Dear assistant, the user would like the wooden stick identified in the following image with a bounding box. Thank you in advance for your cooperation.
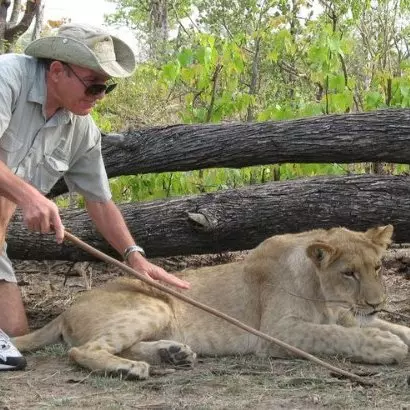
[64,231,374,386]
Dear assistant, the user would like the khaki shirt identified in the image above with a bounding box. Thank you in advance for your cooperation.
[0,53,112,202]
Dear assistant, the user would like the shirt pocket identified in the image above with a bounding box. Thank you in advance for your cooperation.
[0,131,25,168]
[36,148,70,194]
[0,131,24,152]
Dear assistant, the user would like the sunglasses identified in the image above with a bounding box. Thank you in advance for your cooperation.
[62,63,117,96]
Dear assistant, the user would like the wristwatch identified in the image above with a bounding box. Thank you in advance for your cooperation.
[123,245,146,261]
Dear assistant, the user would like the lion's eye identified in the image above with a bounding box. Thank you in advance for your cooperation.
[342,270,356,278]
[375,265,381,271]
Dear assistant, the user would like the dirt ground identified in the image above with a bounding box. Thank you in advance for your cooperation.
[2,249,410,410]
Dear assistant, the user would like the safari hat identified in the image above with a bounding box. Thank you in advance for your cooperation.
[25,23,136,78]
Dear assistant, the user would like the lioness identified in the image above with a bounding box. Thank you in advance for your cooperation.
[14,225,410,379]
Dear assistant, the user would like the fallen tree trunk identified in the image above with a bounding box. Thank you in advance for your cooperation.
[49,109,410,197]
[8,174,410,261]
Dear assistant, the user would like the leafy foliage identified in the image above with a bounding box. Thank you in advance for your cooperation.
[87,0,410,204]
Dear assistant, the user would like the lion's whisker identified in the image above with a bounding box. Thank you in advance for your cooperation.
[274,285,350,307]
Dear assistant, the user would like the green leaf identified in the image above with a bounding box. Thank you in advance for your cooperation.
[162,61,181,83]
[197,46,213,67]
[178,48,194,66]
[364,91,385,110]
[328,74,346,92]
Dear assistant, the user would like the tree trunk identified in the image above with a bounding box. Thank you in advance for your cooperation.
[148,0,168,58]
[0,0,41,53]
[9,0,22,26]
[8,174,410,261]
[0,0,11,53]
[4,0,40,52]
[48,108,410,197]
[31,0,44,41]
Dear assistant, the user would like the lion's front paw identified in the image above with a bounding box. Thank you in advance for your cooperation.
[158,342,197,368]
[113,361,150,380]
[357,328,408,364]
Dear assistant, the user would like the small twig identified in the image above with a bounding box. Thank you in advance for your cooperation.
[68,370,98,385]
[27,380,43,399]
[41,371,60,382]
[63,231,376,387]
[73,262,92,290]
[5,369,34,379]
[63,262,78,286]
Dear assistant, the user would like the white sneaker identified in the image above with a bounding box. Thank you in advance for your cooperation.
[0,329,26,370]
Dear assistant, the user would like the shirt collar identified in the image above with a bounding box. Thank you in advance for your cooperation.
[27,62,46,105]
[27,61,74,125]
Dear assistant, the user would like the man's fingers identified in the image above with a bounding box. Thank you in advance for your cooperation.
[160,271,191,289]
[135,268,190,289]
[169,276,191,289]
[39,217,51,234]
[128,260,191,290]
[51,217,65,244]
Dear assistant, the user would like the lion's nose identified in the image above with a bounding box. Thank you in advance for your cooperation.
[366,301,383,311]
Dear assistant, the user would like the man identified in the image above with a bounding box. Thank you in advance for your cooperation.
[0,23,190,370]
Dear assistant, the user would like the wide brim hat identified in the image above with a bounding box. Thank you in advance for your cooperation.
[25,23,136,78]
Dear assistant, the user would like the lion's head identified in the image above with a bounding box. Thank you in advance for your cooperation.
[306,225,393,320]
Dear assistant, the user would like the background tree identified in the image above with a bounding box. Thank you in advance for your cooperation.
[2,0,407,203]
[106,0,192,60]
[0,0,42,53]
[96,0,410,202]
[30,0,44,41]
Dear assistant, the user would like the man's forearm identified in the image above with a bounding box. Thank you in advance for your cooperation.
[85,199,137,258]
[0,160,39,206]
[0,160,65,242]
[86,198,191,289]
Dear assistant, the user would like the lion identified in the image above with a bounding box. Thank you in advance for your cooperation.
[13,225,410,379]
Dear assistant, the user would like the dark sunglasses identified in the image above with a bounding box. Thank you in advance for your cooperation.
[62,63,117,96]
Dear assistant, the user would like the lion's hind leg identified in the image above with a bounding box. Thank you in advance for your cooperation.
[121,340,197,368]
[69,340,150,380]
[67,300,175,380]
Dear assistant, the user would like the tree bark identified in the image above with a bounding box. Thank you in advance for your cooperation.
[9,0,22,26]
[0,0,11,52]
[49,108,410,197]
[31,0,44,41]
[8,174,410,261]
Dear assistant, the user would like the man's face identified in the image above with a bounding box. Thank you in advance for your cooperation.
[49,62,112,115]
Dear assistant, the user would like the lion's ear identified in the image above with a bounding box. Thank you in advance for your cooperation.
[306,242,339,268]
[364,225,393,249]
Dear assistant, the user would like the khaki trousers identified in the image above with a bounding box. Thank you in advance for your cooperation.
[0,197,17,283]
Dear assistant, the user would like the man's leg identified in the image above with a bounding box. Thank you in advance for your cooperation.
[0,243,28,336]
[0,244,27,370]
[0,281,28,336]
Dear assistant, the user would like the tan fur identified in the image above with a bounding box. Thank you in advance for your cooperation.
[14,225,410,380]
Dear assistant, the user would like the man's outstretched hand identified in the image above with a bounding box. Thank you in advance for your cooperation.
[127,251,190,289]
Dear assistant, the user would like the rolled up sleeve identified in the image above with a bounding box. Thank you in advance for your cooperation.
[0,59,20,138]
[64,121,112,202]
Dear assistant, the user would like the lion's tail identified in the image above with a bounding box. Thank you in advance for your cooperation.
[12,315,63,352]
